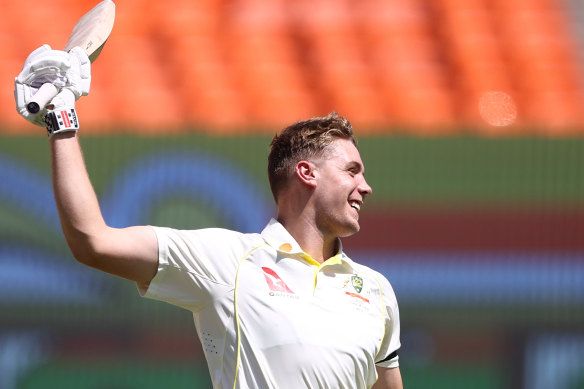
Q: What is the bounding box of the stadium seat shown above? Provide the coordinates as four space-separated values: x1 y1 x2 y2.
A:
101 36 185 132
357 0 455 130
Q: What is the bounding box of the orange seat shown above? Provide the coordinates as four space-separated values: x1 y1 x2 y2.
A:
98 36 184 132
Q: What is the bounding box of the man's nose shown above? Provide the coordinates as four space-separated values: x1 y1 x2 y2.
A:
359 178 372 198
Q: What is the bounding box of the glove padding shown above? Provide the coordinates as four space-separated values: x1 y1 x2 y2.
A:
66 46 91 99
14 45 91 127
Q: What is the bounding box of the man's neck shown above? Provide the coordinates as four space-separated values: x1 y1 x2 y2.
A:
278 215 337 264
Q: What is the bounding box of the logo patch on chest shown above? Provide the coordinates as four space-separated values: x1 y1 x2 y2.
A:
351 275 363 293
343 275 370 304
262 267 294 294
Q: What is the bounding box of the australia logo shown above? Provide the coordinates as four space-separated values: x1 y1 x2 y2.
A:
351 275 363 293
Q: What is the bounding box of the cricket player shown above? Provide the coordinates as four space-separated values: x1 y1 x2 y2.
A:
15 45 403 389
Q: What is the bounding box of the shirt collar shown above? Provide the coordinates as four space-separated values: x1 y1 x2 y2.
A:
261 218 354 270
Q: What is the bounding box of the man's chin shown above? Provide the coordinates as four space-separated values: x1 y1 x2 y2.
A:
338 222 360 238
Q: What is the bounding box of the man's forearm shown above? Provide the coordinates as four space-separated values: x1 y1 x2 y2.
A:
373 366 403 389
50 132 107 262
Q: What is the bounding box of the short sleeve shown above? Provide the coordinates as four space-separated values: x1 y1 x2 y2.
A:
140 226 253 312
375 273 401 368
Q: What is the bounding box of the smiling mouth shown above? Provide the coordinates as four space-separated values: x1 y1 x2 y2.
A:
349 201 361 211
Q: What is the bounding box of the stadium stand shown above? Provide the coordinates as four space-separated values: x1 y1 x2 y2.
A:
355 0 456 131
2 0 584 134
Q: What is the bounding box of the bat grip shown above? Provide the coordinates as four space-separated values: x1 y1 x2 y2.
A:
26 83 59 114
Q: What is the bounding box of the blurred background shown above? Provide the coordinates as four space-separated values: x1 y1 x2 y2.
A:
1 0 584 387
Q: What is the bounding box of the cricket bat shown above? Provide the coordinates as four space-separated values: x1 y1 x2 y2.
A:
26 0 116 114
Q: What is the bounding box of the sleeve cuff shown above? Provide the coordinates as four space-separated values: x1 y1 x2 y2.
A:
376 350 399 368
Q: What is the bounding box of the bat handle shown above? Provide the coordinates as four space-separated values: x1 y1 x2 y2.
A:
26 83 59 114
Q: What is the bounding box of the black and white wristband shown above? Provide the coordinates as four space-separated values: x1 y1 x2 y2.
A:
44 108 79 138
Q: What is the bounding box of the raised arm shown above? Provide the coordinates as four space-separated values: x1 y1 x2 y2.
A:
15 45 159 289
51 132 159 289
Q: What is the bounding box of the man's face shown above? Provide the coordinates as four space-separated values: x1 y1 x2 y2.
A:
312 138 372 238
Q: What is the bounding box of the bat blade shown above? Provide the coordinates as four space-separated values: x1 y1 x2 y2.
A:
26 0 116 114
65 0 116 60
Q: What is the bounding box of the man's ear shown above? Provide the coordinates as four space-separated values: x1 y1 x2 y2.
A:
295 160 318 188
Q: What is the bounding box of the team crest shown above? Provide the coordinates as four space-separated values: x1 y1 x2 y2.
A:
351 275 363 293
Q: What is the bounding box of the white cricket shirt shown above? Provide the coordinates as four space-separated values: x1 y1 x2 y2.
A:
141 219 400 389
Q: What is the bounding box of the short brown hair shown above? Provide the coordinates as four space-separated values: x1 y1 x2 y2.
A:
267 112 356 201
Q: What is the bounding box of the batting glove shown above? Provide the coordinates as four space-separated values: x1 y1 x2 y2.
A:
44 47 91 137
65 46 91 99
14 45 91 127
